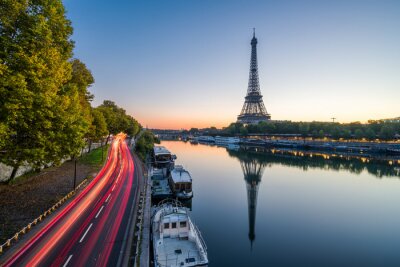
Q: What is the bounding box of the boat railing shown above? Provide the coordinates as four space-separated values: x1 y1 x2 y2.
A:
156 250 207 267
152 199 188 221
193 224 207 251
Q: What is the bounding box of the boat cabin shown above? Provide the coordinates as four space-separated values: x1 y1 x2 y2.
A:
161 212 190 239
152 204 208 267
169 166 193 199
152 146 175 170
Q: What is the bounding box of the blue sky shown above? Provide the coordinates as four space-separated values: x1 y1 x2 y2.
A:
64 0 400 129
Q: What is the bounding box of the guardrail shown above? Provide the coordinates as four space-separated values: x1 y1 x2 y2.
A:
0 178 88 255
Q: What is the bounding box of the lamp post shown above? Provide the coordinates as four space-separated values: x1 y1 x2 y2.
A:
73 156 77 190
101 139 104 163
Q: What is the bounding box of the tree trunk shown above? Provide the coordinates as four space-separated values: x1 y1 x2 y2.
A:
8 165 20 182
105 133 111 145
88 140 92 152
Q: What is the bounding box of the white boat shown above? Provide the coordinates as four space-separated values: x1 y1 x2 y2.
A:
152 201 208 267
169 165 193 199
194 136 215 143
152 146 176 170
215 136 240 144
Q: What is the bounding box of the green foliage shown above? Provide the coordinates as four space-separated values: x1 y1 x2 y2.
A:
218 120 399 141
0 0 80 180
97 100 140 137
0 0 105 182
0 1 148 182
365 128 376 140
379 125 395 140
86 107 108 149
79 144 109 166
135 131 159 160
354 129 364 139
298 122 310 137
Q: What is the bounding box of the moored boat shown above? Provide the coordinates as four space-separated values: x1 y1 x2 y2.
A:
152 146 176 171
215 136 240 144
194 136 215 143
169 165 193 199
152 200 208 267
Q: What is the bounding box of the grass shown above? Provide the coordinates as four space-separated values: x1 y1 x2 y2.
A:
7 170 39 185
78 145 110 166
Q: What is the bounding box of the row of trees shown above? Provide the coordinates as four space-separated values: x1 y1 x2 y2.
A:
222 120 400 140
0 1 143 182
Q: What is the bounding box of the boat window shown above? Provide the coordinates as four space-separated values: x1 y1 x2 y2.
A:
164 222 169 229
180 221 187 227
172 222 177 228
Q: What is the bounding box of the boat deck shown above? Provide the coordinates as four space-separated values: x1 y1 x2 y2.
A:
152 179 173 198
155 237 202 267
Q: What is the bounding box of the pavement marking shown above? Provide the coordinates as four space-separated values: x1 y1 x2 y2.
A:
63 255 73 267
79 223 93 243
112 184 116 191
106 194 111 203
95 206 104 219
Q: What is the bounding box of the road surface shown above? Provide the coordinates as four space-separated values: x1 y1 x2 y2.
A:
2 134 141 267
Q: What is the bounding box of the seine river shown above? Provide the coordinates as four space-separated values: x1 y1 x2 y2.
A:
160 140 400 267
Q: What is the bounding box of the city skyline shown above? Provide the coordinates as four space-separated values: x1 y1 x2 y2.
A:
65 0 400 129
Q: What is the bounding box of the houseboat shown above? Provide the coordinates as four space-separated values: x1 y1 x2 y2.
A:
215 136 240 144
152 201 208 267
152 146 176 170
169 165 193 199
194 136 215 143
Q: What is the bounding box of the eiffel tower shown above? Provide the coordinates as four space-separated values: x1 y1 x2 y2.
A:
237 29 271 124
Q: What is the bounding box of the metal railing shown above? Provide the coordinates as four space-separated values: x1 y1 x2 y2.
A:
0 178 88 255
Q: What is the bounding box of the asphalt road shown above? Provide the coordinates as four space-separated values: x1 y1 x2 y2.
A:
2 134 140 267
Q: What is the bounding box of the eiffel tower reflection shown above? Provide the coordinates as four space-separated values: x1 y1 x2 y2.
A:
228 148 269 249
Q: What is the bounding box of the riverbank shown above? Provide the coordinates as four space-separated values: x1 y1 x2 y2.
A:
0 145 108 244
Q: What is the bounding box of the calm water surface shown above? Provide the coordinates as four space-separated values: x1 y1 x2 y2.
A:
160 141 400 267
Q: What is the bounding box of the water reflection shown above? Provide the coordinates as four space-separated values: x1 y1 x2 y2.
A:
229 146 400 179
226 145 400 251
229 149 269 249
160 141 400 267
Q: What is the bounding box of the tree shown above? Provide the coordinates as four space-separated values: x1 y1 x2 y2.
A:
86 108 108 152
97 100 140 144
259 121 276 133
354 129 364 140
318 130 325 138
135 131 159 160
299 122 310 138
70 59 94 125
0 0 79 181
365 128 376 140
379 125 395 140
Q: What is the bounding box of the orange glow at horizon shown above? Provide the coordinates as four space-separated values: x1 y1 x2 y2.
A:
134 113 233 130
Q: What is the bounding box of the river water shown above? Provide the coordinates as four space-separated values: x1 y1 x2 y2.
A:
159 140 400 267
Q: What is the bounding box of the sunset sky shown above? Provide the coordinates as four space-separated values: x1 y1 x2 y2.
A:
64 0 400 129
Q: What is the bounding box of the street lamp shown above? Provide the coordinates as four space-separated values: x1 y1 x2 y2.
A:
73 155 77 190
101 139 104 163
